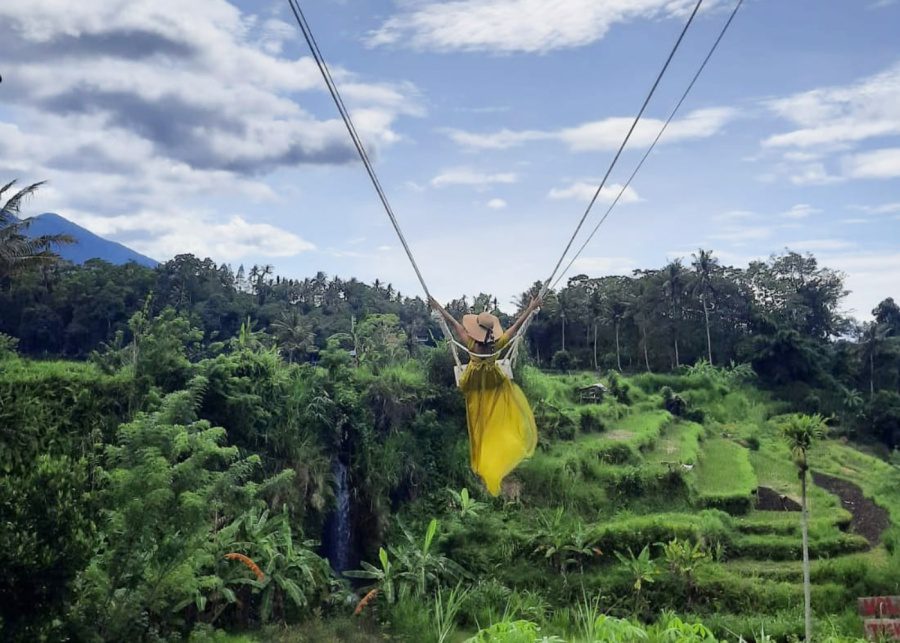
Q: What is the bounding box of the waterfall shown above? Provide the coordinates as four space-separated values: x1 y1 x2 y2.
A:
324 458 352 573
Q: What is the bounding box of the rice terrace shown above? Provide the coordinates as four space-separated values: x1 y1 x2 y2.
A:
1 0 899 642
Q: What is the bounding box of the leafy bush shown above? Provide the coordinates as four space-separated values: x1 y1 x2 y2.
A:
607 371 631 404
578 406 606 433
68 381 326 641
550 350 575 373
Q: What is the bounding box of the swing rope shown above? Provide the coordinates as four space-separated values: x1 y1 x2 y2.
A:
550 0 744 292
285 0 714 370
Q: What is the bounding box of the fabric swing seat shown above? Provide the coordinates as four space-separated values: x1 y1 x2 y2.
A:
454 357 513 386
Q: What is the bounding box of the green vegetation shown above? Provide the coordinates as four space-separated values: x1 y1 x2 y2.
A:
2 212 900 641
692 438 757 515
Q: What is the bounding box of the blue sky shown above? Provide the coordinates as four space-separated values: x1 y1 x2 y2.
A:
1 0 899 318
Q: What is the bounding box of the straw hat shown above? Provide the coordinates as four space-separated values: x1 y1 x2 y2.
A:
462 311 503 344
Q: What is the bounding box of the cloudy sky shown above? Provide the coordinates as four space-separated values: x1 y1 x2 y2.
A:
2 0 899 318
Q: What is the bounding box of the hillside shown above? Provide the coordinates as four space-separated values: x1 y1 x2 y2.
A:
24 212 158 267
2 332 897 641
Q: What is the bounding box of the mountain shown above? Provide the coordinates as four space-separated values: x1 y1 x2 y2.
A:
24 212 158 268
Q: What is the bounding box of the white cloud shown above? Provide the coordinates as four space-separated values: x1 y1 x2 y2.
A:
783 239 855 252
0 0 423 261
851 202 900 214
367 0 709 53
486 198 507 209
822 252 900 320
712 209 755 222
570 256 636 276
843 147 900 179
764 62 900 150
781 203 821 219
430 168 518 188
788 163 842 185
67 209 314 260
447 107 736 152
547 181 641 204
708 225 772 244
444 128 549 150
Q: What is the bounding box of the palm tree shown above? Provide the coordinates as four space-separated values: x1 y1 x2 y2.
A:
691 249 718 365
860 321 889 400
1 180 73 281
781 413 827 643
271 310 316 363
662 260 687 368
603 294 630 372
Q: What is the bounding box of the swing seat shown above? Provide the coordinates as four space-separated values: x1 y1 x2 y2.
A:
454 358 514 387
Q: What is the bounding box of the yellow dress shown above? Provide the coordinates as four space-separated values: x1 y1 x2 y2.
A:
459 334 538 496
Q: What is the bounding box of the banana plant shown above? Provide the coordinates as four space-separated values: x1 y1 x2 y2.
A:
448 487 486 519
344 546 396 604
614 545 658 617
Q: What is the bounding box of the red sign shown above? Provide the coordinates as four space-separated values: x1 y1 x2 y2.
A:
860 597 900 618
864 620 900 641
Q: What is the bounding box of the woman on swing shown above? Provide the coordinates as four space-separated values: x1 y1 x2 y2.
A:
429 296 542 496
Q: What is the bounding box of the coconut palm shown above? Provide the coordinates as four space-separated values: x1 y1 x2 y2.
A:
691 249 718 365
0 180 73 281
662 259 687 368
781 413 827 643
271 310 316 363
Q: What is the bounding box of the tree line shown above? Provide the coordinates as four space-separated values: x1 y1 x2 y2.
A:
1 180 898 450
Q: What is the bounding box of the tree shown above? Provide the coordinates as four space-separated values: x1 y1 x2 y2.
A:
271 310 316 363
602 280 631 372
692 249 718 365
781 413 827 643
662 260 687 368
356 313 408 370
69 382 275 640
0 180 73 281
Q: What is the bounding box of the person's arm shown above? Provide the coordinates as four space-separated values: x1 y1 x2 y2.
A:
505 296 542 338
428 296 469 344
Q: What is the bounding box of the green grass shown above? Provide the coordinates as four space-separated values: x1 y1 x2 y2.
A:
691 438 757 514
645 420 703 466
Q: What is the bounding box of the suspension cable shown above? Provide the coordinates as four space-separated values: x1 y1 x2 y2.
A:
551 0 743 291
538 0 703 295
285 0 432 299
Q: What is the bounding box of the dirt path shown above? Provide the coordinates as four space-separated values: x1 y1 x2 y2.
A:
812 471 890 547
756 486 801 511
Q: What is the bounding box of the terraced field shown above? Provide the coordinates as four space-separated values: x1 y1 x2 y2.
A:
508 368 900 639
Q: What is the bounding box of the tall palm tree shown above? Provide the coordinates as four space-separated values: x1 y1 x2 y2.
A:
781 413 827 643
860 321 889 400
603 293 630 372
691 249 718 365
0 180 73 281
662 260 687 368
271 310 316 363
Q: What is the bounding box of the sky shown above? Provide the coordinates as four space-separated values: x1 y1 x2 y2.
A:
1 0 899 319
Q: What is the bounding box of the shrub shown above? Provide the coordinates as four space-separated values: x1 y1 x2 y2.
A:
578 406 605 433
661 386 688 417
607 371 631 405
551 350 575 373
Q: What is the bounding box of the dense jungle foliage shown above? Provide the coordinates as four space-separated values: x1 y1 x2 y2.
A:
2 212 900 640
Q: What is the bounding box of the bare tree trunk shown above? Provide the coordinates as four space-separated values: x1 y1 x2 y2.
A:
801 471 812 643
674 337 680 368
702 296 713 365
593 322 598 372
561 314 566 352
870 351 875 400
615 321 622 371
642 325 651 373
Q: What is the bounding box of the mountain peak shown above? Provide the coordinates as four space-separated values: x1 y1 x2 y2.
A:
25 212 159 268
